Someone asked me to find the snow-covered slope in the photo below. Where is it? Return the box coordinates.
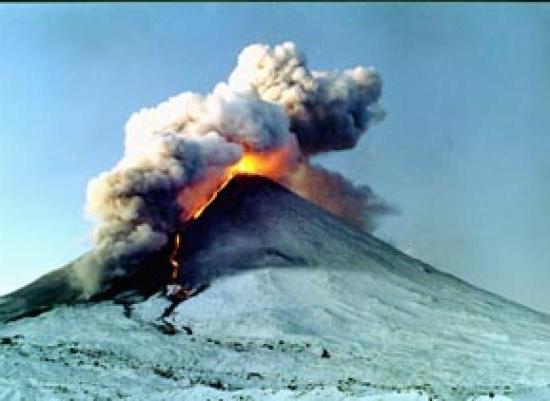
[1,176,549,401]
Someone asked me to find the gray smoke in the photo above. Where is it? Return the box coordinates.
[228,42,383,154]
[83,42,384,294]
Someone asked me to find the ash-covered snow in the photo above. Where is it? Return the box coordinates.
[1,177,549,401]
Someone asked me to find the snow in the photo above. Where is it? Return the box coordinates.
[1,264,549,401]
[1,177,549,400]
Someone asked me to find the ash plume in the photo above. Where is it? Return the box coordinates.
[228,42,383,154]
[83,42,384,293]
[284,162,393,232]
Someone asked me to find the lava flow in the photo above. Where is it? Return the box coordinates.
[169,233,182,281]
[179,145,295,222]
[169,146,295,282]
[194,149,293,217]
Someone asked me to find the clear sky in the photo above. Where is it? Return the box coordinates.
[1,4,549,312]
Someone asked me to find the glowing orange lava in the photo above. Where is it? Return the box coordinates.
[192,174,235,219]
[171,144,296,281]
[229,152,279,177]
[189,146,294,220]
[169,233,181,281]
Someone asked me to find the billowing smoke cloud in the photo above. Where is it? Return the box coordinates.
[83,42,384,292]
[284,162,393,233]
[228,42,383,154]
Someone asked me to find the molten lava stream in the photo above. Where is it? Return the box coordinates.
[192,175,235,219]
[169,233,181,281]
[170,176,234,283]
[192,150,289,219]
[171,149,291,282]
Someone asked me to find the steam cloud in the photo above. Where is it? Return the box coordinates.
[84,42,384,292]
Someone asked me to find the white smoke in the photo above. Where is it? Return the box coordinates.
[84,42,384,291]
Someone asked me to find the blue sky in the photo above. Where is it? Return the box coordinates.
[1,4,549,312]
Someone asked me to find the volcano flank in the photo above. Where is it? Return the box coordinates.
[1,175,550,400]
[0,174,391,321]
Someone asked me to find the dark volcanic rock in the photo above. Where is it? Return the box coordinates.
[0,175,345,322]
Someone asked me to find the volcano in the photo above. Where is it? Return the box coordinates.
[1,175,550,400]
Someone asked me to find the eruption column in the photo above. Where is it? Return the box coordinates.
[84,41,385,294]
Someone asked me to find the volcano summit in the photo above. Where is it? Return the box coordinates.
[1,175,550,401]
[1,41,549,401]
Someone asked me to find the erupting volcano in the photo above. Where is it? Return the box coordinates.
[189,149,291,220]
[73,41,387,301]
[2,174,550,401]
[172,145,295,284]
[2,41,549,401]
[0,41,387,319]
